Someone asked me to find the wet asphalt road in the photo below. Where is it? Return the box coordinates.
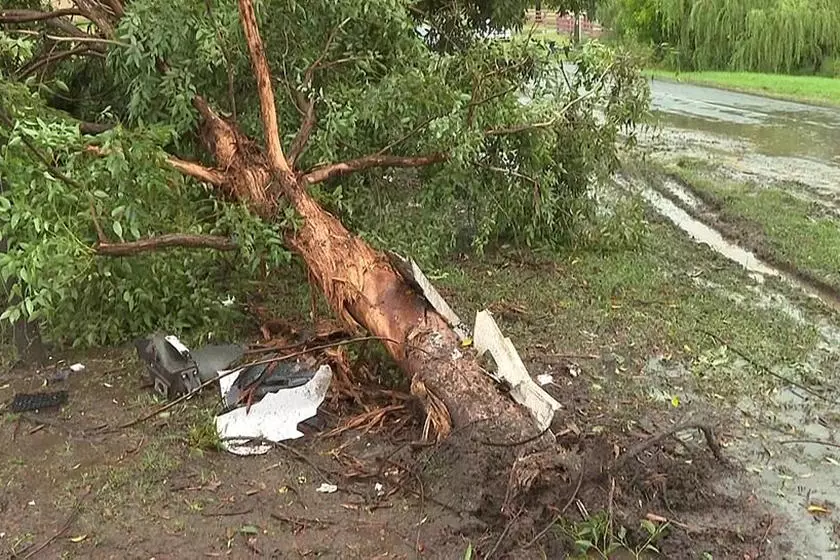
[649,79,840,163]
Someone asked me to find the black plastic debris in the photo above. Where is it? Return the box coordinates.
[221,358,318,411]
[10,390,68,412]
[134,334,244,400]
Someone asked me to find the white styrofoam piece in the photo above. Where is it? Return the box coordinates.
[473,310,561,432]
[215,365,333,456]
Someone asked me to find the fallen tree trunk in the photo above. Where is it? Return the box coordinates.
[196,93,541,445]
[178,0,549,445]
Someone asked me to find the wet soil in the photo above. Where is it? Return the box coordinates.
[626,90,840,557]
[0,333,777,559]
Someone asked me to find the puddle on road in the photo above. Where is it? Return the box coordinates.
[638,126,840,208]
[650,79,840,163]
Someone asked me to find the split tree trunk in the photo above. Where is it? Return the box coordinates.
[197,97,541,442]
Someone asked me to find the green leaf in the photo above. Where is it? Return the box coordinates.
[239,525,259,535]
[640,519,657,535]
[463,543,473,560]
[113,221,123,239]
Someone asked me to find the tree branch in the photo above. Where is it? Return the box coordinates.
[288,20,347,168]
[0,7,108,52]
[168,157,228,186]
[484,64,614,137]
[71,0,118,38]
[95,234,237,256]
[78,121,113,135]
[7,29,127,47]
[18,46,93,79]
[288,94,315,168]
[237,0,291,175]
[0,9,85,23]
[302,153,448,184]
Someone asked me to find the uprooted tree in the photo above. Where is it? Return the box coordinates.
[0,0,647,474]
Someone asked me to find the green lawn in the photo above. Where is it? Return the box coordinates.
[647,69,840,107]
[669,160,840,291]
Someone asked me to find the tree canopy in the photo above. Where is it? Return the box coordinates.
[0,0,648,347]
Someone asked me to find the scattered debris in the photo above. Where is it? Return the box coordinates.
[10,391,68,413]
[221,359,318,408]
[134,334,243,399]
[47,362,85,385]
[316,483,338,494]
[216,365,332,455]
[473,310,561,432]
[536,373,554,386]
[807,504,831,516]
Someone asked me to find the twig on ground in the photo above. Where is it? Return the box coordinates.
[202,507,253,517]
[227,437,337,485]
[384,459,426,554]
[780,439,840,450]
[479,423,552,447]
[611,420,725,473]
[270,512,334,528]
[22,487,90,559]
[645,512,690,530]
[756,517,775,558]
[522,464,585,549]
[486,508,523,560]
[607,476,616,543]
[700,329,838,404]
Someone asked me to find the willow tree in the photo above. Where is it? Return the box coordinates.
[0,0,646,451]
[603,0,840,73]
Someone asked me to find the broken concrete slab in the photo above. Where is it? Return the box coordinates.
[473,310,561,433]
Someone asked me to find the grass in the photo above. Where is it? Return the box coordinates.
[253,182,821,401]
[647,69,840,107]
[669,159,840,291]
[435,190,818,401]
